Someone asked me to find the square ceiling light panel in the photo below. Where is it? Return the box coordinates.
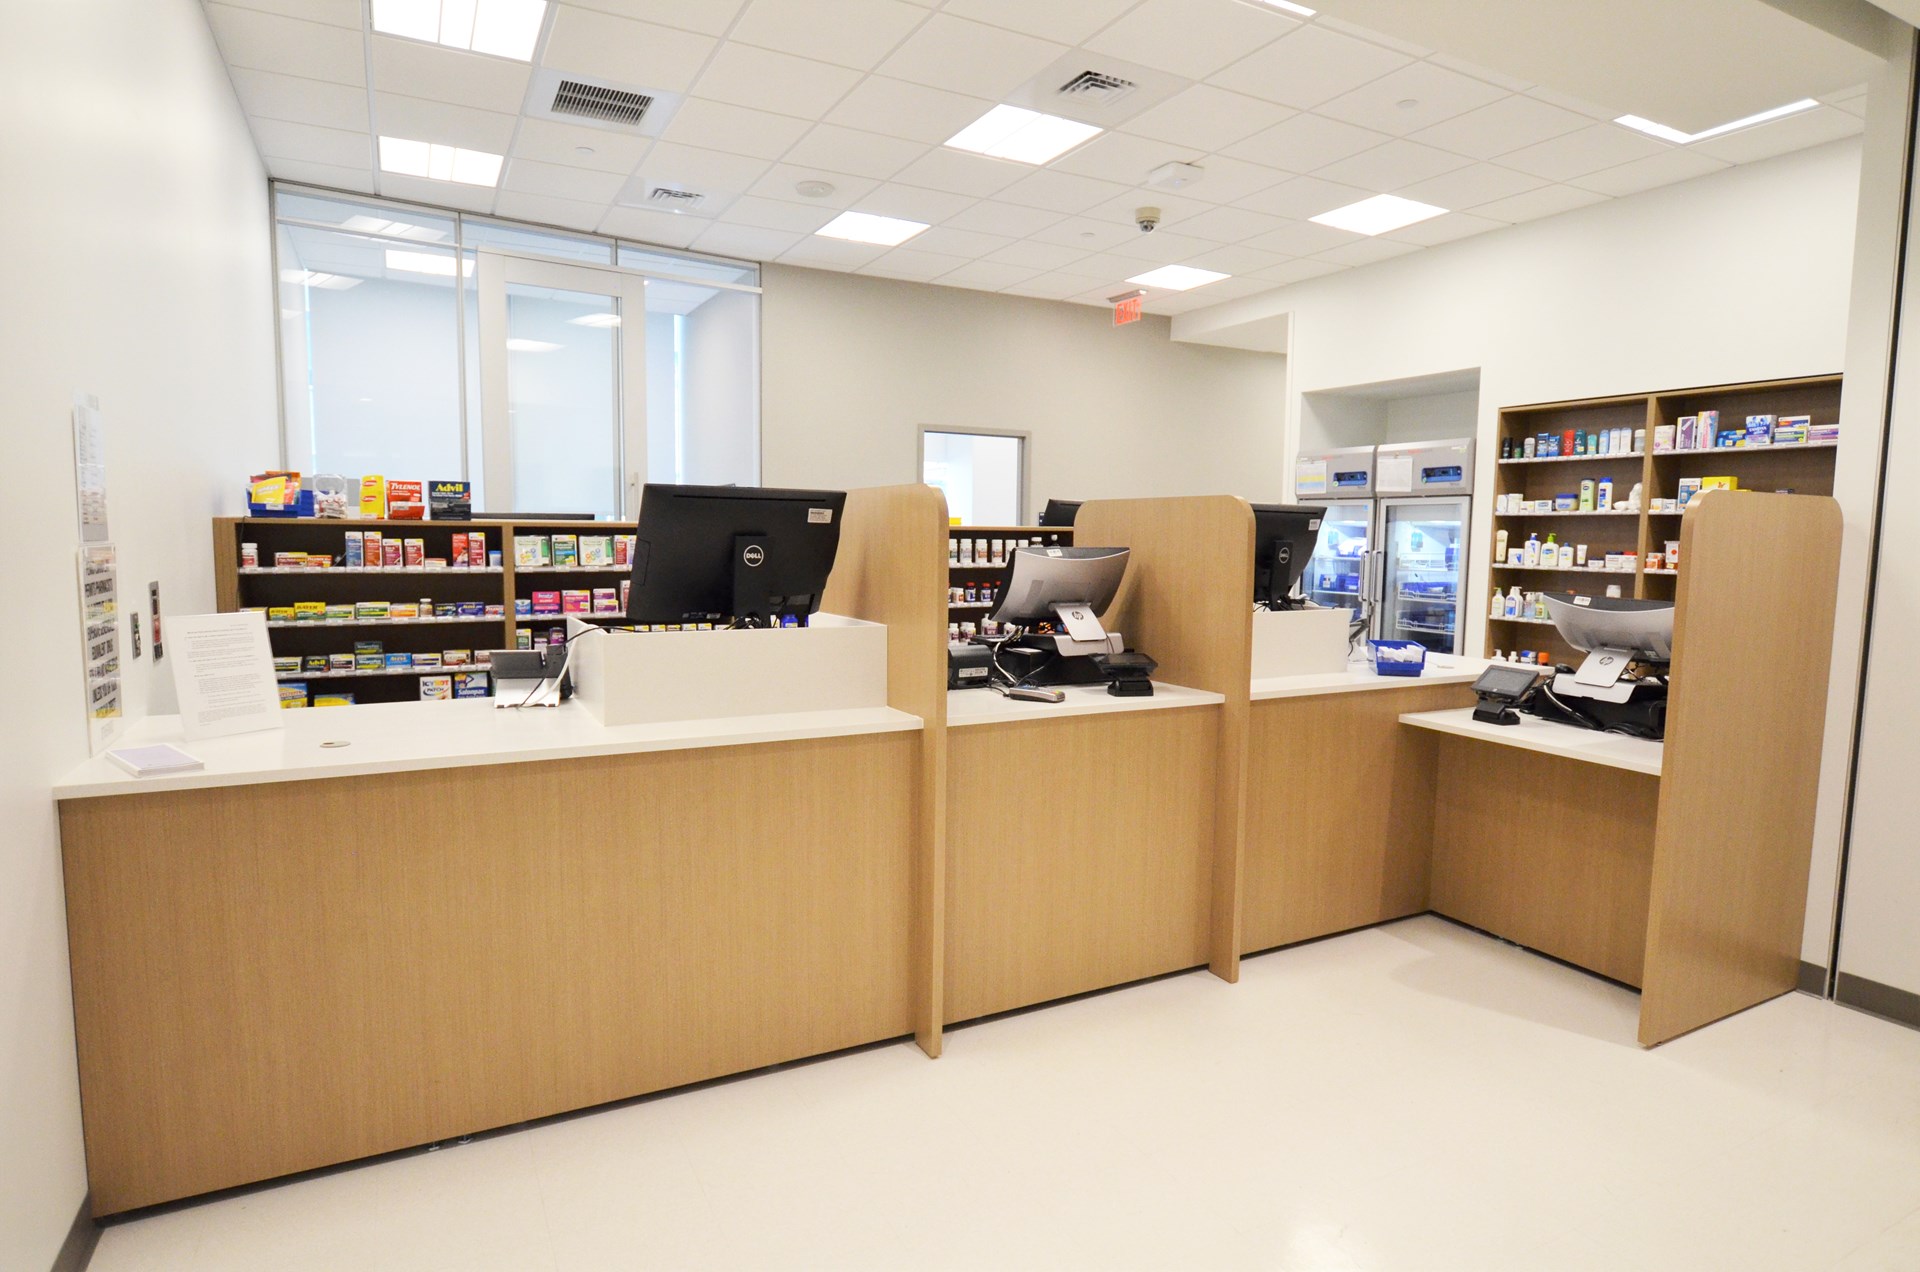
[1310,193,1447,235]
[378,136,505,186]
[945,105,1104,165]
[372,0,548,61]
[1126,264,1230,291]
[816,210,930,246]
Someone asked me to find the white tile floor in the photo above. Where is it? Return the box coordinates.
[91,916,1920,1272]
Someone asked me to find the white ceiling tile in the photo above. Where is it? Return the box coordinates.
[490,190,609,232]
[265,157,377,193]
[908,226,1017,257]
[1244,217,1357,257]
[1084,0,1297,80]
[372,93,519,154]
[540,8,717,93]
[1250,257,1345,286]
[1121,85,1294,154]
[1001,273,1100,300]
[1058,250,1161,281]
[1394,162,1544,211]
[1312,138,1469,192]
[215,0,361,27]
[1407,94,1593,161]
[730,0,931,70]
[1210,25,1411,111]
[936,260,1040,290]
[1177,155,1291,206]
[1313,61,1509,137]
[692,44,864,118]
[1498,124,1671,182]
[1386,210,1510,247]
[1178,242,1292,275]
[851,182,979,223]
[1028,216,1141,251]
[890,149,1027,197]
[1101,229,1218,265]
[1522,85,1619,122]
[659,97,811,159]
[943,200,1065,238]
[1051,131,1201,185]
[1690,106,1864,165]
[986,239,1090,270]
[1161,274,1271,304]
[825,77,997,145]
[1567,147,1729,198]
[1174,204,1289,244]
[230,68,368,132]
[252,118,373,168]
[715,194,839,233]
[600,204,709,247]
[1423,51,1530,94]
[996,169,1134,215]
[370,37,532,114]
[1315,237,1420,267]
[779,237,890,269]
[1223,113,1389,174]
[856,248,977,281]
[378,172,498,212]
[636,141,774,196]
[781,124,927,181]
[875,14,1069,100]
[688,222,806,260]
[502,157,628,202]
[1138,291,1219,315]
[941,0,1138,45]
[512,118,652,174]
[746,163,883,207]
[563,0,748,36]
[1307,15,1432,59]
[203,4,365,85]
[1470,182,1606,224]
[1237,174,1372,220]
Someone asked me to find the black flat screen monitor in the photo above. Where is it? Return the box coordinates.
[1038,499,1083,527]
[1251,503,1323,610]
[626,483,846,626]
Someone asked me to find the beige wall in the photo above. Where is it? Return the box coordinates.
[0,0,279,1262]
[759,264,1290,515]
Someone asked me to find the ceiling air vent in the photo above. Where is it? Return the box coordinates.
[648,187,705,209]
[1056,69,1138,108]
[552,78,655,127]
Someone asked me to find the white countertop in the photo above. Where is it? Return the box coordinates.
[55,698,924,800]
[946,681,1224,728]
[1252,656,1491,701]
[1398,707,1663,777]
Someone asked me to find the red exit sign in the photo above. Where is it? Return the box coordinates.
[1112,294,1143,326]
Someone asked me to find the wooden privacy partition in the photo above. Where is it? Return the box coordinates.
[1075,495,1255,980]
[1638,491,1842,1045]
[819,483,952,1055]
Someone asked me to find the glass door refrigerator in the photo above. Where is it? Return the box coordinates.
[1370,440,1474,655]
[1294,445,1376,612]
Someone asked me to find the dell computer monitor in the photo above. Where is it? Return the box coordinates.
[1038,499,1083,527]
[991,546,1129,643]
[626,483,846,626]
[1251,503,1324,610]
[1542,593,1675,663]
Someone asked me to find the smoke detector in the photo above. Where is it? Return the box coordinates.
[1146,161,1205,191]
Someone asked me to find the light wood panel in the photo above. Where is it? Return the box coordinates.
[1073,496,1254,982]
[1431,740,1662,987]
[822,484,952,1056]
[944,706,1218,1024]
[1243,682,1476,954]
[61,733,915,1215]
[1638,492,1843,1044]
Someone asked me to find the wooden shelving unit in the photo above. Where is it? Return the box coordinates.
[1488,374,1840,663]
[214,516,636,705]
[943,523,1073,626]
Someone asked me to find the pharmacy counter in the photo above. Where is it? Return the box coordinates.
[1399,707,1663,776]
[1250,655,1489,701]
[54,697,922,799]
[942,679,1225,1024]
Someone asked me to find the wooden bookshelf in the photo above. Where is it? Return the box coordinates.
[1488,374,1840,662]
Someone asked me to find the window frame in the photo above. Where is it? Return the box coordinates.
[918,426,1032,526]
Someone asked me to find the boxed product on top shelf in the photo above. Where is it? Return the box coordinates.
[241,528,496,570]
[512,532,636,568]
[1499,423,1643,460]
[1658,411,1837,451]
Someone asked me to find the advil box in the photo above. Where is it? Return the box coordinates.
[429,480,472,519]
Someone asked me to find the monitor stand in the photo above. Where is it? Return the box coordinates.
[1568,646,1639,703]
[1050,601,1108,644]
[733,533,776,627]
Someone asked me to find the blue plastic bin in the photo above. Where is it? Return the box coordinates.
[1368,639,1427,677]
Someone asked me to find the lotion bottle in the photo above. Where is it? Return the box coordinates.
[1523,532,1541,567]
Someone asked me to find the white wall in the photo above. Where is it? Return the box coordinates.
[1176,137,1864,966]
[682,287,761,486]
[0,0,278,1263]
[759,264,1290,504]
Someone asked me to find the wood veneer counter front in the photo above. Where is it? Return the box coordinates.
[1399,708,1664,776]
[53,697,923,799]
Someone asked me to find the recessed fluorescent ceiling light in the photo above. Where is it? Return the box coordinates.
[378,135,504,187]
[815,210,929,247]
[1126,264,1230,291]
[944,105,1103,165]
[371,0,547,60]
[1251,0,1316,15]
[340,214,447,241]
[280,269,361,290]
[1614,99,1819,144]
[569,312,622,327]
[505,338,561,352]
[385,249,473,277]
[1311,193,1447,236]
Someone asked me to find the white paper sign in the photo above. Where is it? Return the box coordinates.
[1295,459,1329,498]
[169,611,286,741]
[77,544,124,753]
[1376,451,1415,494]
[72,394,109,543]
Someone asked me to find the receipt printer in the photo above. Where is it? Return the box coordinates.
[947,643,991,689]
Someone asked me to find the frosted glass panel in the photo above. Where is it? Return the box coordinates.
[504,285,620,516]
[924,431,1022,525]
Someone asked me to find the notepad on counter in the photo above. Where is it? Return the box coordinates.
[106,744,204,777]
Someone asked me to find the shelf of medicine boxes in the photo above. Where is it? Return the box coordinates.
[1486,373,1841,661]
[214,516,636,705]
[945,524,1073,614]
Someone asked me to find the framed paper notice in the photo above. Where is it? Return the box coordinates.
[168,611,285,741]
[77,544,124,754]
